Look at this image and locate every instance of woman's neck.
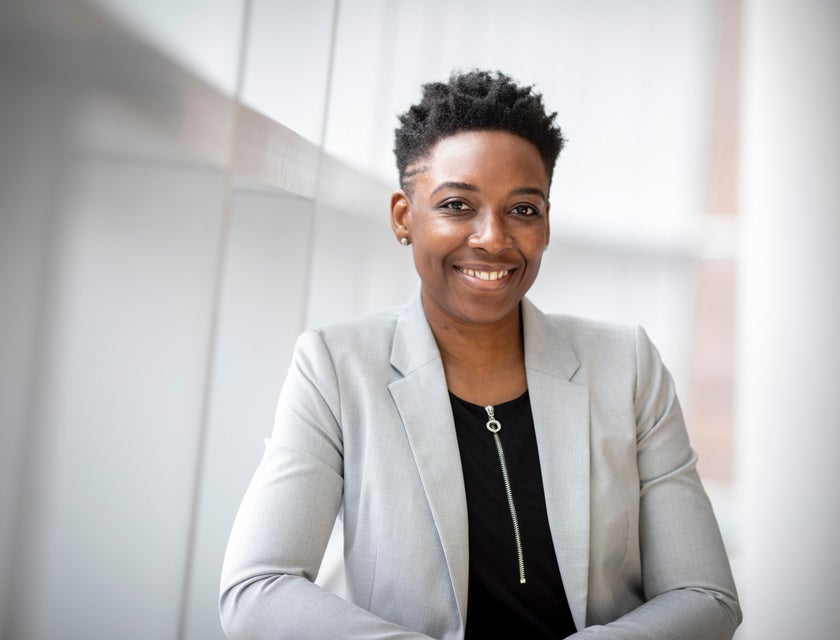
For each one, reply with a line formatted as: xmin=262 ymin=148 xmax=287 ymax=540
xmin=423 ymin=296 xmax=528 ymax=405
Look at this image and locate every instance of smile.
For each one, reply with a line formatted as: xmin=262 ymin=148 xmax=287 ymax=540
xmin=455 ymin=266 xmax=514 ymax=281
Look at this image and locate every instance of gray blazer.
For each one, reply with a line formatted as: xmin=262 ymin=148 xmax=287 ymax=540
xmin=220 ymin=292 xmax=741 ymax=639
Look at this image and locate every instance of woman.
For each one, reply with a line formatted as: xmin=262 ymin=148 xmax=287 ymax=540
xmin=220 ymin=70 xmax=741 ymax=639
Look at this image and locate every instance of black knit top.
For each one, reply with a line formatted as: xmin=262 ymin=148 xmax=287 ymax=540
xmin=449 ymin=390 xmax=577 ymax=639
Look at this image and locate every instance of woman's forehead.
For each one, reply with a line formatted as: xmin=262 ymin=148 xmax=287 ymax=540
xmin=413 ymin=131 xmax=549 ymax=191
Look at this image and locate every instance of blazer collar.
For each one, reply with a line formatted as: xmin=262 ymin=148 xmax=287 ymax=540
xmin=522 ymin=297 xmax=591 ymax=630
xmin=389 ymin=291 xmax=591 ymax=632
xmin=521 ymin=296 xmax=581 ymax=380
xmin=389 ymin=289 xmax=441 ymax=377
xmin=388 ymin=289 xmax=470 ymax=627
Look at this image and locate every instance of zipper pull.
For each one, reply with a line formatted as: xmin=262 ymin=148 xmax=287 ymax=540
xmin=484 ymin=405 xmax=501 ymax=433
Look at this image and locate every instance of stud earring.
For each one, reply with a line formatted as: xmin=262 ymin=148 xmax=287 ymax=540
xmin=400 ymin=237 xmax=409 ymax=246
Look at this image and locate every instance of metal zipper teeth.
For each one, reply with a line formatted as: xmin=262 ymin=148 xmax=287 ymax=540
xmin=485 ymin=406 xmax=526 ymax=584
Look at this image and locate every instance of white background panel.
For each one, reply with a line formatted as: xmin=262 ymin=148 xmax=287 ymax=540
xmin=183 ymin=190 xmax=316 ymax=640
xmin=18 ymin=158 xmax=226 ymax=639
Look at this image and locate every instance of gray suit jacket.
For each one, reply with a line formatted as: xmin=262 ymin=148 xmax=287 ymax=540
xmin=220 ymin=292 xmax=741 ymax=639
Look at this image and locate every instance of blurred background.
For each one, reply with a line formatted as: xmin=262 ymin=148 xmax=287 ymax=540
xmin=0 ymin=0 xmax=837 ymax=638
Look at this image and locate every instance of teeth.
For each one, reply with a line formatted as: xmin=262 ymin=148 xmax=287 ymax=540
xmin=461 ymin=268 xmax=510 ymax=281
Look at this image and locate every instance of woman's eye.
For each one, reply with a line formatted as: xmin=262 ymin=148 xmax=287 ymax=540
xmin=512 ymin=204 xmax=538 ymax=216
xmin=443 ymin=200 xmax=469 ymax=211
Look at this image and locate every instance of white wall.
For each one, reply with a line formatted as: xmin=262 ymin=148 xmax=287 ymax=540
xmin=736 ymin=1 xmax=840 ymax=638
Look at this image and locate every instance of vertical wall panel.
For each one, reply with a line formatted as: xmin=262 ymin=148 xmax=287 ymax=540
xmin=737 ymin=0 xmax=840 ymax=637
xmin=0 ymin=60 xmax=68 ymax=633
xmin=17 ymin=159 xmax=226 ymax=640
xmin=322 ymin=0 xmax=396 ymax=175
xmin=241 ymin=0 xmax=336 ymax=145
xmin=184 ymin=190 xmax=315 ymax=640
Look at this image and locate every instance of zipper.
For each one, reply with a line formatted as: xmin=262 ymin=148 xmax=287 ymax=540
xmin=484 ymin=405 xmax=526 ymax=584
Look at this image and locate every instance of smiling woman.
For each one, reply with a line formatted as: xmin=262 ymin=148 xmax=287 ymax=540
xmin=220 ymin=70 xmax=741 ymax=639
xmin=393 ymin=131 xmax=549 ymax=331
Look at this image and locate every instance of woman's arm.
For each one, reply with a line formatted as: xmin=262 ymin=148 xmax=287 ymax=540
xmin=219 ymin=330 xmax=433 ymax=639
xmin=569 ymin=326 xmax=741 ymax=639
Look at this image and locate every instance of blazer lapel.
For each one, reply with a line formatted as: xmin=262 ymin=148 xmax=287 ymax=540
xmin=522 ymin=298 xmax=591 ymax=631
xmin=387 ymin=292 xmax=469 ymax=626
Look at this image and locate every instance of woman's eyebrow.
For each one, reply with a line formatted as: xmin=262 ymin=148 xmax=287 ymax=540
xmin=431 ymin=181 xmax=479 ymax=195
xmin=429 ymin=182 xmax=547 ymax=200
xmin=511 ymin=186 xmax=547 ymax=200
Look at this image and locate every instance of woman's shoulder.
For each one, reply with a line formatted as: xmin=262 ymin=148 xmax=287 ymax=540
xmin=546 ymin=312 xmax=635 ymax=339
xmin=525 ymin=300 xmax=638 ymax=352
xmin=314 ymin=306 xmax=402 ymax=339
xmin=293 ymin=303 xmax=405 ymax=366
xmin=529 ymin=306 xmax=668 ymax=392
xmin=523 ymin=300 xmax=670 ymax=383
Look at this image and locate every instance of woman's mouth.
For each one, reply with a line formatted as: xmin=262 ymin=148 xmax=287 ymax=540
xmin=455 ymin=266 xmax=514 ymax=281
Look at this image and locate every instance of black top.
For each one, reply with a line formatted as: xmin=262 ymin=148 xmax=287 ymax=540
xmin=450 ymin=391 xmax=577 ymax=639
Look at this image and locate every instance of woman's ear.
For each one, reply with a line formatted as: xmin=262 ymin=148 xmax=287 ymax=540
xmin=390 ymin=190 xmax=411 ymax=245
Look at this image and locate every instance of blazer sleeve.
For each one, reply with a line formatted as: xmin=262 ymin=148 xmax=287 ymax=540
xmin=569 ymin=326 xmax=742 ymax=639
xmin=219 ymin=330 xmax=434 ymax=640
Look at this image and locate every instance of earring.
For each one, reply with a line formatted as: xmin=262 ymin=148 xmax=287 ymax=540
xmin=400 ymin=237 xmax=409 ymax=246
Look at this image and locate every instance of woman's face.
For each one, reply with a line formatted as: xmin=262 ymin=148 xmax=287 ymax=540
xmin=392 ymin=130 xmax=550 ymax=328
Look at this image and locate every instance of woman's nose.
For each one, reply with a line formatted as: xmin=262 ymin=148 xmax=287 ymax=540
xmin=468 ymin=211 xmax=513 ymax=253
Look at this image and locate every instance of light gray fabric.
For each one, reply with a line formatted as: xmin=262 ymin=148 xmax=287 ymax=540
xmin=220 ymin=292 xmax=741 ymax=639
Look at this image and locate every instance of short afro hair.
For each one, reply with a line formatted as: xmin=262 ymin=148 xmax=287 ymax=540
xmin=394 ymin=69 xmax=565 ymax=192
